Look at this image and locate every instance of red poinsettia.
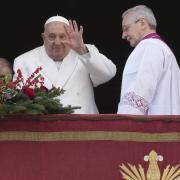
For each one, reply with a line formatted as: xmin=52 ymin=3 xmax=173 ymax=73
xmin=6 ymin=82 xmax=16 ymax=89
xmin=40 ymin=85 xmax=48 ymax=93
xmin=13 ymin=67 xmax=47 ymax=99
xmin=0 ymin=67 xmax=79 ymax=116
xmin=23 ymin=86 xmax=35 ymax=99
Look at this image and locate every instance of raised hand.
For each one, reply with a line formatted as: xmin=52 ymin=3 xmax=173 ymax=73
xmin=63 ymin=20 xmax=88 ymax=54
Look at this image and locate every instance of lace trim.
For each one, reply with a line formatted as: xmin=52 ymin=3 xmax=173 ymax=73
xmin=120 ymin=91 xmax=149 ymax=114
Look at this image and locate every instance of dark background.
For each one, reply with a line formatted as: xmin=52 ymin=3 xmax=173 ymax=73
xmin=0 ymin=1 xmax=179 ymax=113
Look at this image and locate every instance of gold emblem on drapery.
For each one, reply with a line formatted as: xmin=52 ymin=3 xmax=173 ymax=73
xmin=119 ymin=150 xmax=180 ymax=180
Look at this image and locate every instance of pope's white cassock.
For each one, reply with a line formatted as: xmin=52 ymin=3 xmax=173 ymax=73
xmin=13 ymin=44 xmax=116 ymax=114
xmin=117 ymin=38 xmax=180 ymax=115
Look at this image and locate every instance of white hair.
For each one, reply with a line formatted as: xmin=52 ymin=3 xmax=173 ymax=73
xmin=122 ymin=5 xmax=157 ymax=29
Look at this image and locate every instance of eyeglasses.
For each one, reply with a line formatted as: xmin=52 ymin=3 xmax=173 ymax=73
xmin=122 ymin=19 xmax=141 ymax=33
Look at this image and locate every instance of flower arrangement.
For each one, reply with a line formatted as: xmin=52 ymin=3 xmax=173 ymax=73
xmin=0 ymin=67 xmax=80 ymax=117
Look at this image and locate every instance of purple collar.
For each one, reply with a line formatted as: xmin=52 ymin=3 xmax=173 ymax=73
xmin=142 ymin=32 xmax=174 ymax=53
xmin=142 ymin=33 xmax=162 ymax=40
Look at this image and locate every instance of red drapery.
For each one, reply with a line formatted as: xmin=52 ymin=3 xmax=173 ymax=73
xmin=0 ymin=114 xmax=180 ymax=180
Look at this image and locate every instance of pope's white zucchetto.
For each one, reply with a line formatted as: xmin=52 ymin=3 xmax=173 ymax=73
xmin=45 ymin=15 xmax=69 ymax=25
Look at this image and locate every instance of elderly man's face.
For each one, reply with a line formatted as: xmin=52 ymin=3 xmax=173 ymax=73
xmin=122 ymin=13 xmax=144 ymax=47
xmin=42 ymin=22 xmax=71 ymax=61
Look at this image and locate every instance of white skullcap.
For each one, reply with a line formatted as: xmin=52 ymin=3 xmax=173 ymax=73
xmin=45 ymin=15 xmax=69 ymax=25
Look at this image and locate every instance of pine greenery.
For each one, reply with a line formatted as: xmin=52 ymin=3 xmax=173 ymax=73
xmin=0 ymin=68 xmax=80 ymax=117
xmin=0 ymin=87 xmax=80 ymax=117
